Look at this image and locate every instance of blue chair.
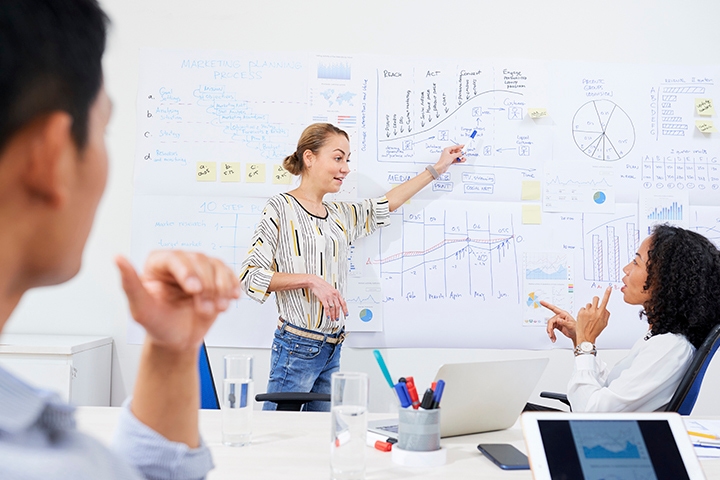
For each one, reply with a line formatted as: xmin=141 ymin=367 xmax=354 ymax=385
xmin=198 ymin=342 xmax=220 ymax=409
xmin=539 ymin=323 xmax=720 ymax=414
xmin=665 ymin=323 xmax=720 ymax=415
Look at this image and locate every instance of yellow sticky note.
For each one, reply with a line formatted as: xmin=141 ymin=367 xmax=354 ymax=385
xmin=220 ymin=162 xmax=241 ymax=182
xmin=522 ymin=204 xmax=542 ymax=225
xmin=245 ymin=163 xmax=266 ymax=183
xmin=528 ymin=108 xmax=548 ymax=119
xmin=196 ymin=162 xmax=216 ymax=182
xmin=696 ymin=98 xmax=715 ymax=116
xmin=696 ymin=120 xmax=718 ymax=133
xmin=272 ymin=164 xmax=292 ymax=185
xmin=521 ymin=181 xmax=541 ymax=200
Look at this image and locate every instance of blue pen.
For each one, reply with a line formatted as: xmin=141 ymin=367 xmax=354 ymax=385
xmin=373 ymin=350 xmax=395 ymax=389
xmin=394 ymin=382 xmax=412 ymax=408
xmin=432 ymin=379 xmax=445 ymax=408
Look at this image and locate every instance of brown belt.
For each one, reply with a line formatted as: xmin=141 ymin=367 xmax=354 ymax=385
xmin=277 ymin=318 xmax=346 ymax=344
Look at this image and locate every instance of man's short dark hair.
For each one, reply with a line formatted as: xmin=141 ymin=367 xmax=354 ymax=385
xmin=0 ymin=0 xmax=109 ymax=153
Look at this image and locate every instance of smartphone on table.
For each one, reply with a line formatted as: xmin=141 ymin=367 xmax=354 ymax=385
xmin=477 ymin=443 xmax=530 ymax=470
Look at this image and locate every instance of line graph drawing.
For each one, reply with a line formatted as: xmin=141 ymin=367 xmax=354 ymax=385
xmin=573 ymin=100 xmax=635 ymax=161
xmin=371 ymin=204 xmax=521 ymax=304
xmin=691 ymin=207 xmax=720 ymax=247
xmin=371 ymin=63 xmax=549 ymax=172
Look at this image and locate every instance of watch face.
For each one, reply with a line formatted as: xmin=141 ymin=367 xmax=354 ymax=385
xmin=580 ymin=342 xmax=594 ymax=352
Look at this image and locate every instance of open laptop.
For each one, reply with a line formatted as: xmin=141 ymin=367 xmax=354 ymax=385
xmin=368 ymin=357 xmax=549 ymax=438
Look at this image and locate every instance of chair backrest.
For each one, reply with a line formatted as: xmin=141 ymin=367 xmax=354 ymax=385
xmin=198 ymin=342 xmax=220 ymax=409
xmin=255 ymin=392 xmax=331 ymax=411
xmin=665 ymin=323 xmax=720 ymax=415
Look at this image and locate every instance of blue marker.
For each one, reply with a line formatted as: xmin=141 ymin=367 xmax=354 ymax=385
xmin=432 ymin=379 xmax=445 ymax=408
xmin=394 ymin=382 xmax=412 ymax=408
xmin=373 ymin=350 xmax=395 ymax=389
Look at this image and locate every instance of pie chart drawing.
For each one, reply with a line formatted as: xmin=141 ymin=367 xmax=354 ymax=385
xmin=593 ymin=191 xmax=607 ymax=204
xmin=572 ymin=100 xmax=635 ymax=161
xmin=526 ymin=292 xmax=541 ymax=309
xmin=359 ymin=308 xmax=373 ymax=322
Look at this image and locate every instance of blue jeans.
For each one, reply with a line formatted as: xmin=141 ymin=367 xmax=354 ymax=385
xmin=262 ymin=323 xmax=343 ymax=412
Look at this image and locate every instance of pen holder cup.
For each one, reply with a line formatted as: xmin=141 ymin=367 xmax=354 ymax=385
xmin=397 ymin=408 xmax=441 ymax=452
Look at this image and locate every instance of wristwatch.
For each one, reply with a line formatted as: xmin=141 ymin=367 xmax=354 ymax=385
xmin=574 ymin=341 xmax=597 ymax=356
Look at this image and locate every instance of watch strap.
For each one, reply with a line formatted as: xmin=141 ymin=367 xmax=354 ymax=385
xmin=574 ymin=342 xmax=597 ymax=356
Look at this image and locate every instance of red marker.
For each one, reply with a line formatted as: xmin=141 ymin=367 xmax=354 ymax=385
xmin=405 ymin=376 xmax=420 ymax=409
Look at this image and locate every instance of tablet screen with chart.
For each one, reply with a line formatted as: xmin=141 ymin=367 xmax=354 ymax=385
xmin=537 ymin=419 xmax=691 ymax=480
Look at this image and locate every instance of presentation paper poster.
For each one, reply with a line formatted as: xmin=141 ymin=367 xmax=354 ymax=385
xmin=130 ymin=49 xmax=720 ymax=348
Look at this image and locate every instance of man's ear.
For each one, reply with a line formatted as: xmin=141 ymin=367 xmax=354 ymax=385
xmin=23 ymin=112 xmax=75 ymax=207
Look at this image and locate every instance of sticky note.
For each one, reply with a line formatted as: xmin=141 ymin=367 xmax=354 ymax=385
xmin=528 ymin=108 xmax=548 ymax=119
xmin=696 ymin=120 xmax=718 ymax=133
xmin=695 ymin=98 xmax=715 ymax=116
xmin=272 ymin=164 xmax=292 ymax=185
xmin=522 ymin=204 xmax=542 ymax=224
xmin=196 ymin=162 xmax=216 ymax=182
xmin=521 ymin=180 xmax=541 ymax=200
xmin=245 ymin=163 xmax=266 ymax=183
xmin=220 ymin=162 xmax=241 ymax=182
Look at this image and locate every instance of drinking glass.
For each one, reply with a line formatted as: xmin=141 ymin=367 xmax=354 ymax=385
xmin=221 ymin=354 xmax=253 ymax=446
xmin=330 ymin=372 xmax=368 ymax=480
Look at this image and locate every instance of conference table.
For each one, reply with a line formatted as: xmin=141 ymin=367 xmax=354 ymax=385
xmin=75 ymin=407 xmax=720 ymax=479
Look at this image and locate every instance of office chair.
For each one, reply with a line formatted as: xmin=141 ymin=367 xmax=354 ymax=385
xmin=198 ymin=342 xmax=220 ymax=409
xmin=539 ymin=323 xmax=720 ymax=414
xmin=255 ymin=392 xmax=331 ymax=411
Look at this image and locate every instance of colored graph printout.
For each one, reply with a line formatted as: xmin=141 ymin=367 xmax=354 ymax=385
xmin=639 ymin=190 xmax=689 ymax=236
xmin=544 ymin=165 xmax=615 ymax=214
xmin=523 ymin=253 xmax=573 ymax=326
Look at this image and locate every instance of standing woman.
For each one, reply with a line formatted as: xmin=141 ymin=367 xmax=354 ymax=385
xmin=240 ymin=123 xmax=464 ymax=410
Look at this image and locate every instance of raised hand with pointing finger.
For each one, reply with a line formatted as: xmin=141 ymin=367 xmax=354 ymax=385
xmin=575 ymin=286 xmax=612 ymax=345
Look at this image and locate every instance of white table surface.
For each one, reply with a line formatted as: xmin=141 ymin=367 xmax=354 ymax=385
xmin=75 ymin=407 xmax=720 ymax=479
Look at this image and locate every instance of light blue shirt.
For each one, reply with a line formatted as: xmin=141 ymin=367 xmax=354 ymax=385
xmin=0 ymin=367 xmax=213 ymax=479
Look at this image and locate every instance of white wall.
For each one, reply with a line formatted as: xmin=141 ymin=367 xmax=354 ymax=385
xmin=5 ymin=0 xmax=720 ymax=413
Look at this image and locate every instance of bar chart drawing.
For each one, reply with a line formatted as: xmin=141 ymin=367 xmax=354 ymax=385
xmin=583 ymin=213 xmax=640 ymax=282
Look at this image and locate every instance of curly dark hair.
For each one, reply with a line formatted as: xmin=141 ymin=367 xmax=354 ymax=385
xmin=642 ymin=224 xmax=720 ymax=348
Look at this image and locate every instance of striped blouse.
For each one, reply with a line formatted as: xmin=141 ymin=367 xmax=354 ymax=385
xmin=240 ymin=193 xmax=390 ymax=334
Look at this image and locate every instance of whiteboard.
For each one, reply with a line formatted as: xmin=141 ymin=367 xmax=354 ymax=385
xmin=129 ymin=48 xmax=720 ymax=349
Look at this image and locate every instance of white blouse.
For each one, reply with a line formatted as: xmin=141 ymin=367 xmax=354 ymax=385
xmin=568 ymin=332 xmax=695 ymax=412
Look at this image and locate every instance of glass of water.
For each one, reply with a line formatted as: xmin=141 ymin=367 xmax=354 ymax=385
xmin=330 ymin=372 xmax=368 ymax=480
xmin=222 ymin=354 xmax=253 ymax=446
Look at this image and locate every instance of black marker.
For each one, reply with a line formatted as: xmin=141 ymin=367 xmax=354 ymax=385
xmin=420 ymin=388 xmax=434 ymax=409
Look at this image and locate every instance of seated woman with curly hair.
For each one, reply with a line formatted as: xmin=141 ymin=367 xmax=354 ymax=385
xmin=541 ymin=224 xmax=720 ymax=412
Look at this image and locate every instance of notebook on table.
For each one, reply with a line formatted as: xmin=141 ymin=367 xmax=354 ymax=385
xmin=368 ymin=357 xmax=549 ymax=438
